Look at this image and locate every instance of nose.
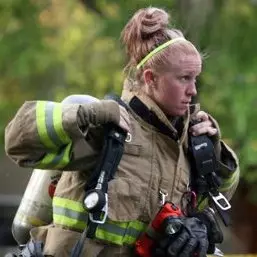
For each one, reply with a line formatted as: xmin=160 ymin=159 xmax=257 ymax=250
xmin=186 ymin=81 xmax=197 ymax=96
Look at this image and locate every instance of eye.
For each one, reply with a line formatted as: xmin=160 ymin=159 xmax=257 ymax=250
xmin=180 ymin=75 xmax=197 ymax=84
xmin=180 ymin=75 xmax=192 ymax=82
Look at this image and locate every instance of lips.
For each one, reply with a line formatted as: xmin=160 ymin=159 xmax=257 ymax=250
xmin=182 ymin=99 xmax=191 ymax=104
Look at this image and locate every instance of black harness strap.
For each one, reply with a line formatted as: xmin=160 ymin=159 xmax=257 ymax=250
xmin=70 ymin=124 xmax=126 ymax=257
xmin=86 ymin=124 xmax=127 ymax=237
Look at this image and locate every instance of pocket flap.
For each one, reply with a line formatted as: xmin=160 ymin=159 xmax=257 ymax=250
xmin=124 ymin=143 xmax=142 ymax=156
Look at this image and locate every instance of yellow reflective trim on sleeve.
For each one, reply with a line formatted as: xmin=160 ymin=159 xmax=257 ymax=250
xmin=53 ymin=104 xmax=70 ymax=144
xmin=219 ymin=167 xmax=240 ymax=192
xmin=197 ymin=195 xmax=209 ymax=211
xmin=54 ymin=142 xmax=72 ymax=169
xmin=36 ymin=101 xmax=56 ymax=149
xmin=36 ymin=142 xmax=72 ymax=169
xmin=36 ymin=152 xmax=55 ymax=169
xmin=53 ymin=197 xmax=85 ymax=213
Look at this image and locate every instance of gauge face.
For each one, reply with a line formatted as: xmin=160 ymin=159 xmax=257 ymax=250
xmin=84 ymin=192 xmax=99 ymax=209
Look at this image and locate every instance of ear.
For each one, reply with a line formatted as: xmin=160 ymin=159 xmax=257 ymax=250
xmin=143 ymin=69 xmax=155 ymax=86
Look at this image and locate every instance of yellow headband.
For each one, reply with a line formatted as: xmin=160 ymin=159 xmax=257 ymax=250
xmin=136 ymin=37 xmax=187 ymax=70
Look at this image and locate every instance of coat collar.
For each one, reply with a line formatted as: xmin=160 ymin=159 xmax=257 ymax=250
xmin=120 ymin=81 xmax=200 ymax=143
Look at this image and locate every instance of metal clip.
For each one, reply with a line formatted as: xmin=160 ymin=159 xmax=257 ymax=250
xmin=125 ymin=132 xmax=132 ymax=142
xmin=159 ymin=190 xmax=168 ymax=206
xmin=210 ymin=192 xmax=231 ymax=211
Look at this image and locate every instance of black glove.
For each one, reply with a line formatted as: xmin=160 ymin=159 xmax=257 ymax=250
xmin=153 ymin=216 xmax=208 ymax=257
xmin=192 ymin=208 xmax=223 ymax=254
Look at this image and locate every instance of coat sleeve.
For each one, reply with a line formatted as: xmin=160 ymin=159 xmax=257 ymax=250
xmin=208 ymin=115 xmax=240 ymax=201
xmin=5 ymin=100 xmax=120 ymax=171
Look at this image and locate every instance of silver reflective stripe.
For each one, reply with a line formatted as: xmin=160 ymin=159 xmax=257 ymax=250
xmin=123 ymin=225 xmax=143 ymax=238
xmin=45 ymin=102 xmax=64 ymax=147
xmin=100 ymin=222 xmax=125 ymax=237
xmin=54 ymin=206 xmax=88 ymax=222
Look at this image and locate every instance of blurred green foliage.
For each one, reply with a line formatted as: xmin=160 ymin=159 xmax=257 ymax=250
xmin=1 ymin=0 xmax=257 ymax=190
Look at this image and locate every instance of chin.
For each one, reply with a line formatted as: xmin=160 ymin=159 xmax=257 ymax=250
xmin=164 ymin=107 xmax=187 ymax=117
xmin=175 ymin=109 xmax=187 ymax=117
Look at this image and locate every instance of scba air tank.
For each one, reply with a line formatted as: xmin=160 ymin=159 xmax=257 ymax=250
xmin=12 ymin=169 xmax=62 ymax=245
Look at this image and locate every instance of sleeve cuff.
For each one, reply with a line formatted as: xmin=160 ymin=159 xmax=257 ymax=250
xmin=77 ymin=100 xmax=120 ymax=127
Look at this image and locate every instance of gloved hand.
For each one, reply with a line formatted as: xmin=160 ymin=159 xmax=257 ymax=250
xmin=153 ymin=216 xmax=208 ymax=257
xmin=192 ymin=208 xmax=223 ymax=254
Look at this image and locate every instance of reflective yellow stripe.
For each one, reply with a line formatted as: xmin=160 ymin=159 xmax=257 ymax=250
xmin=36 ymin=142 xmax=72 ymax=169
xmin=36 ymin=101 xmax=71 ymax=149
xmin=123 ymin=234 xmax=137 ymax=245
xmin=219 ymin=167 xmax=240 ymax=192
xmin=36 ymin=152 xmax=55 ymax=169
xmin=52 ymin=196 xmax=147 ymax=245
xmin=53 ymin=197 xmax=85 ymax=212
xmin=197 ymin=196 xmax=208 ymax=211
xmin=54 ymin=142 xmax=72 ymax=169
xmin=96 ymin=229 xmax=123 ymax=245
xmin=131 ymin=220 xmax=147 ymax=231
xmin=53 ymin=214 xmax=87 ymax=230
xmin=123 ymin=220 xmax=147 ymax=244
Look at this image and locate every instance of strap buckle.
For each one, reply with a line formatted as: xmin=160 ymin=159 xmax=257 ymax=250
xmin=210 ymin=192 xmax=231 ymax=211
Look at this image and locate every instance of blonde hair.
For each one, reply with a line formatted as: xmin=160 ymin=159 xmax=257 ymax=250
xmin=121 ymin=7 xmax=200 ymax=81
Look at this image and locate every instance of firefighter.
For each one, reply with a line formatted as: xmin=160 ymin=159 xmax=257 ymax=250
xmin=5 ymin=6 xmax=239 ymax=257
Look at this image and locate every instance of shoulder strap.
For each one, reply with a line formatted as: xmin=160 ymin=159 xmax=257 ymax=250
xmin=104 ymin=93 xmax=129 ymax=110
xmin=71 ymin=97 xmax=127 ymax=257
xmin=84 ymin=124 xmax=126 ymax=193
xmin=85 ymin=124 xmax=127 ymax=235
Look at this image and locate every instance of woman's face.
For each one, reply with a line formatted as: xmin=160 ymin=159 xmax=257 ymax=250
xmin=145 ymin=53 xmax=202 ymax=117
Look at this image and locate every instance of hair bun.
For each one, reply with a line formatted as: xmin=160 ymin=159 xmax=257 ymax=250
xmin=141 ymin=8 xmax=169 ymax=39
xmin=121 ymin=7 xmax=174 ymax=68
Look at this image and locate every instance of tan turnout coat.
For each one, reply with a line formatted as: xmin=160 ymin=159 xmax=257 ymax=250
xmin=5 ymin=88 xmax=240 ymax=257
